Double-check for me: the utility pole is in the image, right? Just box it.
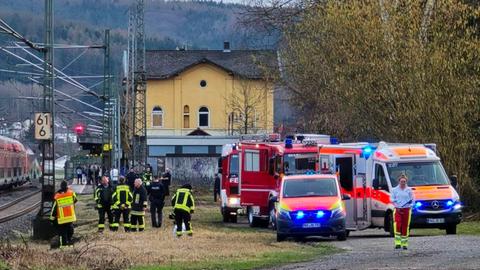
[132,0,147,170]
[101,29,112,169]
[33,0,55,240]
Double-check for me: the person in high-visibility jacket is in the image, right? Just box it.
[391,174,415,250]
[50,180,77,248]
[142,167,153,187]
[171,184,195,237]
[130,178,148,231]
[111,176,133,232]
[95,176,114,232]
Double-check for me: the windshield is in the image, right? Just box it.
[229,154,239,176]
[283,153,317,175]
[283,178,338,198]
[386,161,450,187]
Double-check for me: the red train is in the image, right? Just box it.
[0,135,33,189]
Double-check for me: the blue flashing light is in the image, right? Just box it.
[296,211,305,219]
[316,210,325,218]
[285,138,293,149]
[362,145,375,160]
[446,200,454,207]
[414,202,422,209]
[330,137,339,144]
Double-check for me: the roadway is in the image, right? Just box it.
[268,229,480,270]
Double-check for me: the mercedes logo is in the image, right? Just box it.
[431,201,440,209]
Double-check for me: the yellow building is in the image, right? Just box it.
[145,47,277,175]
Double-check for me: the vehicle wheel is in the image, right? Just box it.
[269,207,277,230]
[346,230,350,237]
[387,212,395,237]
[446,224,457,235]
[337,231,347,241]
[230,214,238,223]
[222,208,229,223]
[277,233,287,242]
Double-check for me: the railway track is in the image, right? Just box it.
[0,190,41,224]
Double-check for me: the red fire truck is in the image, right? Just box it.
[219,134,331,227]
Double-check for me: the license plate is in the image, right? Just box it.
[302,223,321,228]
[427,218,445,224]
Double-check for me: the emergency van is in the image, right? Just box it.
[275,174,348,241]
[319,142,462,235]
[219,134,331,227]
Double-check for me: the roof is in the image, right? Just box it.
[146,50,277,80]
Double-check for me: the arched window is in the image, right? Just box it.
[198,106,209,127]
[152,106,163,127]
[183,105,190,128]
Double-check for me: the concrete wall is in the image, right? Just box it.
[154,156,219,188]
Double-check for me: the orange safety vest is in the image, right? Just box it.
[53,189,77,224]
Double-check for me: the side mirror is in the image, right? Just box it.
[450,175,458,189]
[342,194,351,200]
[372,178,379,190]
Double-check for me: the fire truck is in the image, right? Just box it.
[318,141,462,235]
[219,134,331,226]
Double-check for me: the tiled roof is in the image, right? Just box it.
[146,50,277,79]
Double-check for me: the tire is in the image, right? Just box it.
[277,233,287,242]
[386,212,395,237]
[269,207,277,230]
[446,224,457,235]
[337,231,347,241]
[230,213,238,223]
[345,230,350,237]
[222,208,229,223]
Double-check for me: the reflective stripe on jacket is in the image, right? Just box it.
[172,188,195,212]
[112,184,133,209]
[50,189,77,224]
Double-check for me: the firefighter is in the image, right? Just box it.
[147,176,165,228]
[142,167,153,187]
[130,178,148,232]
[112,176,133,232]
[95,176,115,232]
[391,174,415,250]
[49,180,77,248]
[171,184,195,237]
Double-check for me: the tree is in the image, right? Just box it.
[246,1,480,208]
[225,78,272,135]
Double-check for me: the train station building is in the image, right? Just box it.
[144,45,277,181]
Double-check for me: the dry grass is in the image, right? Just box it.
[0,194,335,270]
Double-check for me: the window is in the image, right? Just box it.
[183,105,190,128]
[198,106,209,127]
[244,150,260,172]
[200,80,207,87]
[375,164,389,190]
[152,106,163,127]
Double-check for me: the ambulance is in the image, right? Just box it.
[318,142,462,235]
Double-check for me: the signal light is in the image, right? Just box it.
[446,200,454,207]
[74,124,85,135]
[414,202,422,209]
[316,210,325,218]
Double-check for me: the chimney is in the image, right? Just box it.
[223,41,230,53]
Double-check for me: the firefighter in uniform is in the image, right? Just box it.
[142,167,153,187]
[111,176,133,231]
[391,174,415,250]
[171,184,195,237]
[147,176,166,228]
[95,176,115,232]
[50,180,77,248]
[131,178,148,231]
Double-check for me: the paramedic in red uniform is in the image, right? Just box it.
[391,174,415,250]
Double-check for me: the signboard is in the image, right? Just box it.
[103,143,112,151]
[35,113,52,140]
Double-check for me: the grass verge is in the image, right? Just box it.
[0,193,338,270]
[411,221,480,236]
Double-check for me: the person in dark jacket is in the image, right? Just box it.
[126,168,138,191]
[95,176,114,232]
[147,176,165,228]
[130,178,148,231]
[162,168,172,196]
[214,173,221,202]
[171,184,195,237]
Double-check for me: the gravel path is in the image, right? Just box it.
[269,229,480,270]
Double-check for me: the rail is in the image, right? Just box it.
[0,190,41,223]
